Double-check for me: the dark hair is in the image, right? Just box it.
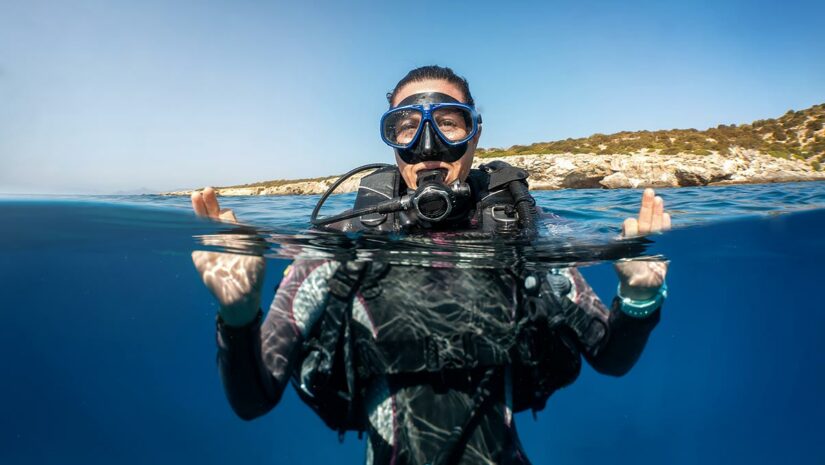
[387,65,475,108]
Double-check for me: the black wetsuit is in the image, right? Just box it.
[216,164,660,464]
[217,262,659,464]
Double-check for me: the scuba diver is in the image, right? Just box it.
[191,65,671,465]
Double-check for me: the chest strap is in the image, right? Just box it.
[354,332,513,379]
[298,262,368,436]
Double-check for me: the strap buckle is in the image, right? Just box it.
[328,262,366,298]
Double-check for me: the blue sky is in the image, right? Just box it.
[1,0,823,194]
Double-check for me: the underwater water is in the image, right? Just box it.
[1,181,824,465]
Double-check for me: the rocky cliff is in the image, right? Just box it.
[164,148,825,196]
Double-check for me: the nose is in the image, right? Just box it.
[419,122,437,160]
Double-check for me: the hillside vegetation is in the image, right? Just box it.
[478,103,825,170]
[227,175,338,190]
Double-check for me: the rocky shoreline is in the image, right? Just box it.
[164,149,825,196]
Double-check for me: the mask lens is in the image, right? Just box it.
[383,109,423,146]
[433,106,474,143]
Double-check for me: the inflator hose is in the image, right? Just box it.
[311,198,406,227]
[310,163,395,228]
[507,180,539,238]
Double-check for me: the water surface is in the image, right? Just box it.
[1,181,824,464]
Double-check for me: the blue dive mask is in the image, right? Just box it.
[380,92,481,164]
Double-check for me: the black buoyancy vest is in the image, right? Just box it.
[346,161,532,235]
[293,161,609,435]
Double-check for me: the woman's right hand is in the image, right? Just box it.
[191,187,266,327]
[191,187,239,223]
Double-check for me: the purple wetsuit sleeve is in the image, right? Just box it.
[216,312,279,420]
[216,260,335,420]
[566,268,661,376]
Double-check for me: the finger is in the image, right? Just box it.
[203,187,221,219]
[616,260,669,290]
[622,217,638,238]
[651,196,664,232]
[191,191,209,217]
[647,261,669,286]
[638,188,655,234]
[663,212,672,230]
[650,260,669,280]
[219,209,238,223]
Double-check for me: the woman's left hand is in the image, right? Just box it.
[614,188,671,300]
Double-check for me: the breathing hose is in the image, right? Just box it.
[310,163,395,228]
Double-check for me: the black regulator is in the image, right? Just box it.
[409,169,471,222]
[310,164,471,228]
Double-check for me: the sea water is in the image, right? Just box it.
[1,182,824,464]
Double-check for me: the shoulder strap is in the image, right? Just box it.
[297,261,368,436]
[478,160,530,191]
[352,166,402,230]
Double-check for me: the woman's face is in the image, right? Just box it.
[391,79,480,189]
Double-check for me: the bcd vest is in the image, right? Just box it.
[344,161,533,235]
[292,162,609,437]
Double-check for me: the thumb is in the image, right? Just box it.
[219,209,238,223]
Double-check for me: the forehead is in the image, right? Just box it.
[393,79,466,107]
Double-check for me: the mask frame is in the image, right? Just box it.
[379,102,481,150]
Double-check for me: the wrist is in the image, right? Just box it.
[218,302,260,327]
[617,282,667,318]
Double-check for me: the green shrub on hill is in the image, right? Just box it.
[224,175,338,190]
[478,103,825,160]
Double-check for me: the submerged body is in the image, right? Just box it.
[218,259,659,464]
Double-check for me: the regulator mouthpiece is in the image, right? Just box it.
[412,169,470,223]
[416,168,448,186]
